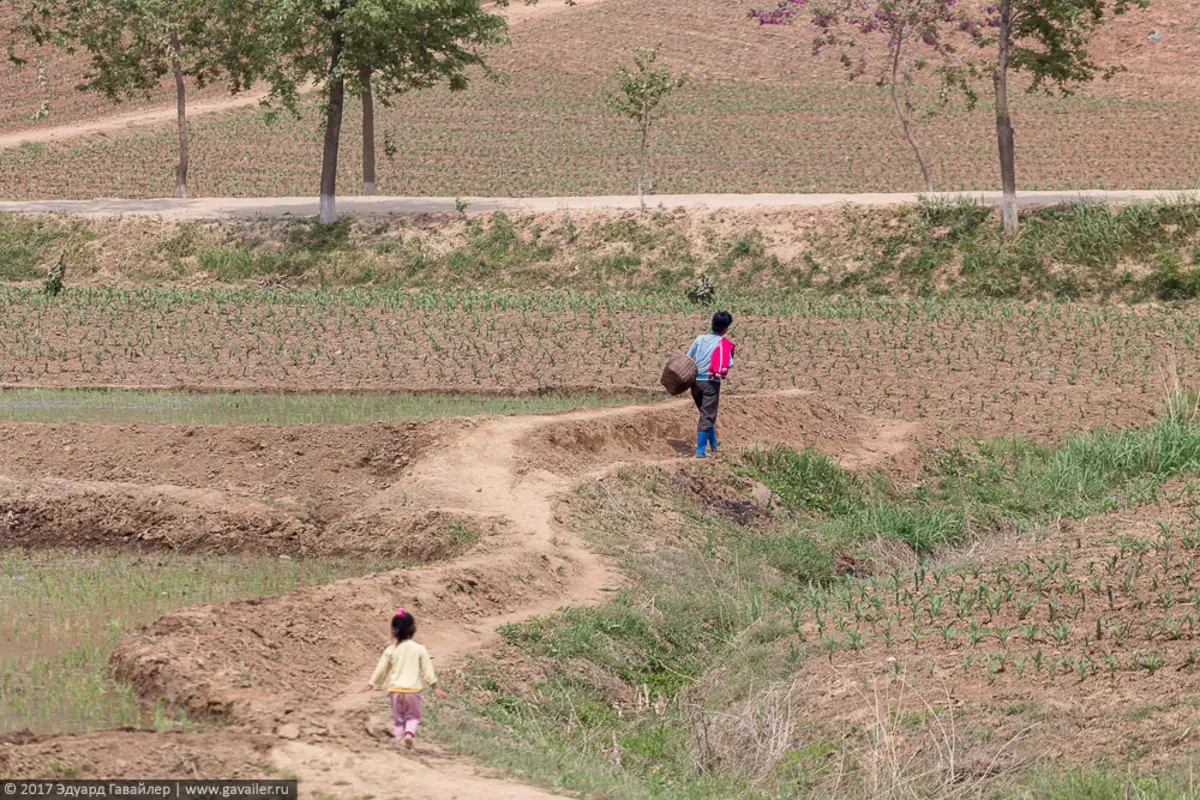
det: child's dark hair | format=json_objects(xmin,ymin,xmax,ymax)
[
  {"xmin": 392, "ymin": 609, "xmax": 416, "ymax": 642},
  {"xmin": 712, "ymin": 311, "xmax": 733, "ymax": 335}
]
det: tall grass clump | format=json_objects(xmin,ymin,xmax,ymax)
[
  {"xmin": 846, "ymin": 197, "xmax": 1200, "ymax": 300},
  {"xmin": 745, "ymin": 389, "xmax": 1200, "ymax": 553},
  {"xmin": 1024, "ymin": 765, "xmax": 1200, "ymax": 799}
]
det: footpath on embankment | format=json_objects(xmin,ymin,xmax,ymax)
[{"xmin": 2, "ymin": 391, "xmax": 911, "ymax": 799}]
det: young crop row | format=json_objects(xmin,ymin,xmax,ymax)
[
  {"xmin": 787, "ymin": 516, "xmax": 1200, "ymax": 692},
  {"xmin": 1, "ymin": 75, "xmax": 1197, "ymax": 199},
  {"xmin": 0, "ymin": 289, "xmax": 1195, "ymax": 436}
]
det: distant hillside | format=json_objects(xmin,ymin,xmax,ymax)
[{"xmin": 0, "ymin": 0, "xmax": 1195, "ymax": 199}]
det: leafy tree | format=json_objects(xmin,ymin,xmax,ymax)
[
  {"xmin": 603, "ymin": 46, "xmax": 688, "ymax": 210},
  {"xmin": 749, "ymin": 0, "xmax": 980, "ymax": 192},
  {"xmin": 17, "ymin": 0, "xmax": 263, "ymax": 198},
  {"xmin": 258, "ymin": 0, "xmax": 508, "ymax": 223},
  {"xmin": 976, "ymin": 0, "xmax": 1147, "ymax": 233}
]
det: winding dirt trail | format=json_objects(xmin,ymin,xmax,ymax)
[
  {"xmin": 3, "ymin": 390, "xmax": 913, "ymax": 797},
  {"xmin": 266, "ymin": 408, "xmax": 624, "ymax": 799}
]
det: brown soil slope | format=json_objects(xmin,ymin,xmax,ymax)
[{"xmin": 2, "ymin": 391, "xmax": 879, "ymax": 798}]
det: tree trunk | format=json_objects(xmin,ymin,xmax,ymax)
[
  {"xmin": 637, "ymin": 109, "xmax": 648, "ymax": 211},
  {"xmin": 170, "ymin": 31, "xmax": 188, "ymax": 200},
  {"xmin": 360, "ymin": 65, "xmax": 376, "ymax": 196},
  {"xmin": 994, "ymin": 0, "xmax": 1018, "ymax": 234},
  {"xmin": 890, "ymin": 35, "xmax": 933, "ymax": 193},
  {"xmin": 319, "ymin": 29, "xmax": 346, "ymax": 224}
]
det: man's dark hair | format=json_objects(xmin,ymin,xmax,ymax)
[{"xmin": 712, "ymin": 311, "xmax": 733, "ymax": 335}]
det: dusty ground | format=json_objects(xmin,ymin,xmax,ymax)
[
  {"xmin": 1, "ymin": 0, "xmax": 1196, "ymax": 199},
  {"xmin": 0, "ymin": 390, "xmax": 890, "ymax": 798},
  {"xmin": 0, "ymin": 420, "xmax": 458, "ymax": 558},
  {"xmin": 0, "ymin": 0, "xmax": 595, "ymax": 146},
  {"xmin": 0, "ymin": 190, "xmax": 1189, "ymax": 220},
  {"xmin": 6, "ymin": 381, "xmax": 1200, "ymax": 793},
  {"xmin": 0, "ymin": 394, "xmax": 854, "ymax": 559},
  {"xmin": 2, "ymin": 0, "xmax": 1193, "ymax": 144}
]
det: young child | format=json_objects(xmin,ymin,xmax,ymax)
[
  {"xmin": 686, "ymin": 311, "xmax": 735, "ymax": 459},
  {"xmin": 362, "ymin": 608, "xmax": 446, "ymax": 750}
]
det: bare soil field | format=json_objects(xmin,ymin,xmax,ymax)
[
  {"xmin": 1, "ymin": 391, "xmax": 868, "ymax": 798},
  {"xmin": 0, "ymin": 0, "xmax": 1195, "ymax": 199},
  {"xmin": 2, "ymin": 336, "xmax": 1200, "ymax": 794},
  {"xmin": 0, "ymin": 420, "xmax": 443, "ymax": 557},
  {"xmin": 3, "ymin": 77, "xmax": 1195, "ymax": 200}
]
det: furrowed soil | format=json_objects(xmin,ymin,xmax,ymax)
[
  {"xmin": 3, "ymin": 380, "xmax": 1199, "ymax": 793},
  {"xmin": 0, "ymin": 291, "xmax": 1188, "ymax": 441},
  {"xmin": 3, "ymin": 294, "xmax": 1200, "ymax": 792},
  {"xmin": 0, "ymin": 391, "xmax": 873, "ymax": 798},
  {"xmin": 1, "ymin": 0, "xmax": 1197, "ymax": 198}
]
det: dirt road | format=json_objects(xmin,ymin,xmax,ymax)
[
  {"xmin": 0, "ymin": 189, "xmax": 1193, "ymax": 219},
  {"xmin": 0, "ymin": 0, "xmax": 598, "ymax": 153}
]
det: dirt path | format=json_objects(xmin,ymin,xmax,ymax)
[
  {"xmin": 0, "ymin": 189, "xmax": 1191, "ymax": 219},
  {"xmin": 5, "ymin": 391, "xmax": 909, "ymax": 797},
  {"xmin": 0, "ymin": 0, "xmax": 602, "ymax": 153},
  {"xmin": 0, "ymin": 90, "xmax": 275, "ymax": 151}
]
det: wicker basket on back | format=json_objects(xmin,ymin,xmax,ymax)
[{"xmin": 660, "ymin": 353, "xmax": 698, "ymax": 396}]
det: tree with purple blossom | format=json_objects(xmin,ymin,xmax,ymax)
[{"xmin": 750, "ymin": 0, "xmax": 981, "ymax": 192}]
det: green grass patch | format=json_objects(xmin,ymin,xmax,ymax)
[
  {"xmin": 0, "ymin": 388, "xmax": 657, "ymax": 425},
  {"xmin": 0, "ymin": 215, "xmax": 94, "ymax": 282},
  {"xmin": 431, "ymin": 410, "xmax": 1200, "ymax": 798},
  {"xmin": 1018, "ymin": 764, "xmax": 1200, "ymax": 799},
  {"xmin": 845, "ymin": 196, "xmax": 1200, "ymax": 300},
  {"xmin": 743, "ymin": 416, "xmax": 1200, "ymax": 553},
  {"xmin": 0, "ymin": 548, "xmax": 400, "ymax": 734},
  {"xmin": 446, "ymin": 212, "xmax": 556, "ymax": 279}
]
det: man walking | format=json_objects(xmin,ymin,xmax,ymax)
[{"xmin": 686, "ymin": 311, "xmax": 734, "ymax": 459}]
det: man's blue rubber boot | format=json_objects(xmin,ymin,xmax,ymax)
[
  {"xmin": 710, "ymin": 429, "xmax": 719, "ymax": 454},
  {"xmin": 696, "ymin": 430, "xmax": 710, "ymax": 458}
]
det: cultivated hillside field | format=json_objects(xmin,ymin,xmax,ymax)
[
  {"xmin": 6, "ymin": 0, "xmax": 1200, "ymax": 798},
  {"xmin": 0, "ymin": 0, "xmax": 1197, "ymax": 199}
]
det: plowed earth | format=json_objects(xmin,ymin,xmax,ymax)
[
  {"xmin": 0, "ymin": 298, "xmax": 1183, "ymax": 441},
  {"xmin": 1, "ymin": 391, "xmax": 889, "ymax": 798}
]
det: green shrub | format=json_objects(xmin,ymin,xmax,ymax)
[
  {"xmin": 287, "ymin": 216, "xmax": 353, "ymax": 252},
  {"xmin": 751, "ymin": 530, "xmax": 834, "ymax": 581},
  {"xmin": 916, "ymin": 196, "xmax": 991, "ymax": 242},
  {"xmin": 447, "ymin": 212, "xmax": 555, "ymax": 276},
  {"xmin": 197, "ymin": 247, "xmax": 289, "ymax": 282},
  {"xmin": 1144, "ymin": 251, "xmax": 1200, "ymax": 301},
  {"xmin": 156, "ymin": 223, "xmax": 204, "ymax": 260}
]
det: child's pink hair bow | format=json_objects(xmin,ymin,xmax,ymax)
[{"xmin": 396, "ymin": 607, "xmax": 406, "ymax": 617}]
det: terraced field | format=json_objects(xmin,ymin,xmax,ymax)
[{"xmin": 1, "ymin": 0, "xmax": 1196, "ymax": 199}]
